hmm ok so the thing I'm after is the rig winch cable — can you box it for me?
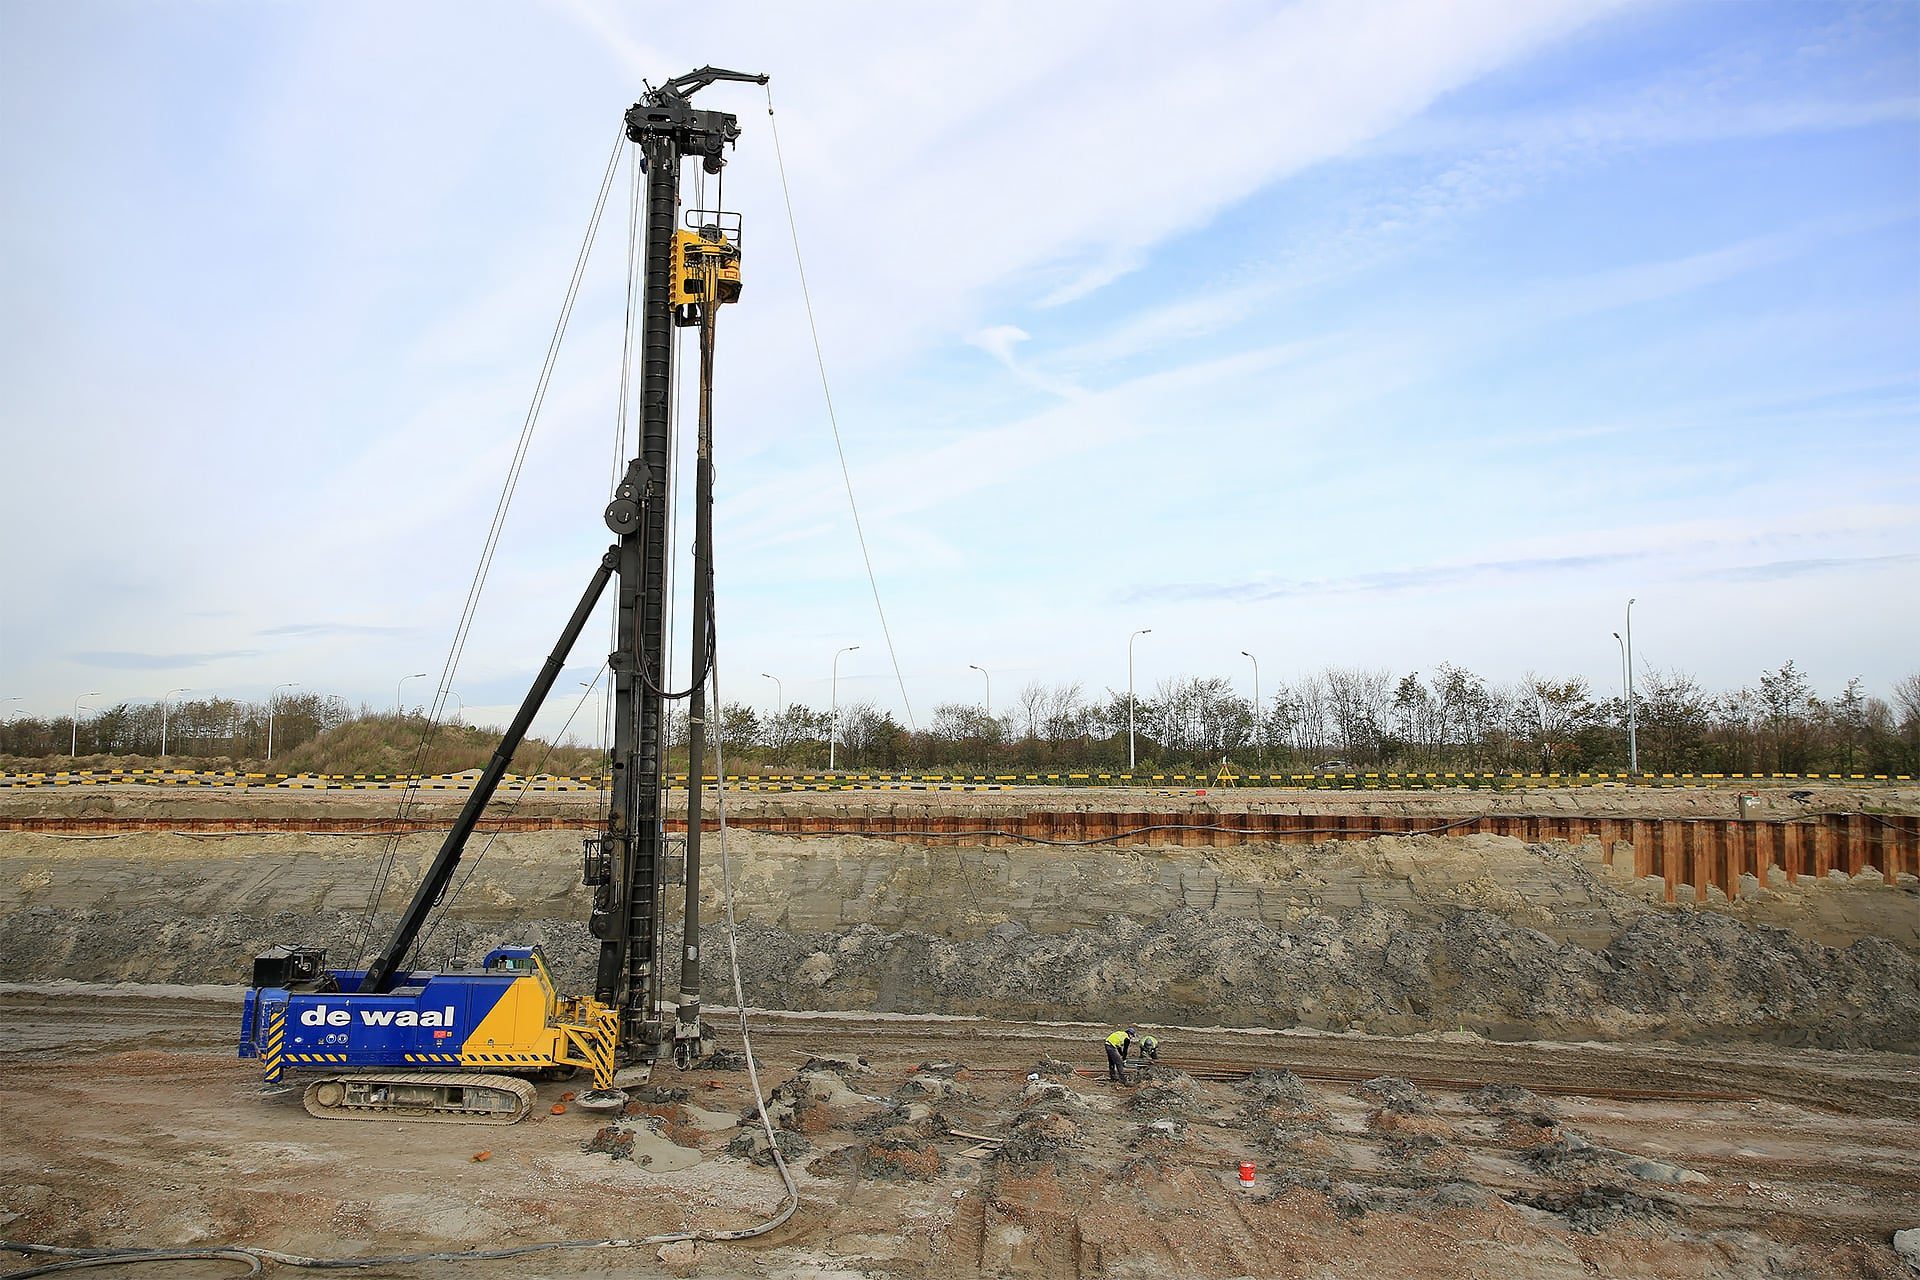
[348,126,627,968]
[408,662,611,971]
[764,85,918,731]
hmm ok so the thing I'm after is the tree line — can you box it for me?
[674,660,1920,775]
[0,691,355,763]
[6,663,1916,776]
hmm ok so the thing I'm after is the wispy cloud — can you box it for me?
[70,649,264,670]
[258,622,415,639]
[1694,553,1920,584]
[5,0,1915,724]
[1129,541,1920,605]
[1404,94,1920,157]
[1128,551,1652,604]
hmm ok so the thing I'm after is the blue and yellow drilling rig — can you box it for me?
[238,67,766,1123]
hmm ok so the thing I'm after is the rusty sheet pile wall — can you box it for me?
[6,810,1916,905]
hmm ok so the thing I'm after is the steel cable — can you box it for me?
[409,662,610,971]
[764,85,917,731]
[349,126,627,967]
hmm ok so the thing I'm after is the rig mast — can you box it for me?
[588,66,766,1065]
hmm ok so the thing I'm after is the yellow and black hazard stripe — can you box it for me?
[402,1052,462,1065]
[585,1037,615,1088]
[263,1007,286,1083]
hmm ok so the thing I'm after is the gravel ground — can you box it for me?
[1,987,1915,1279]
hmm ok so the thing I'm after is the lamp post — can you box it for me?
[1624,598,1638,774]
[1612,631,1634,775]
[160,688,190,759]
[71,692,100,759]
[445,689,464,724]
[829,645,859,771]
[1531,681,1551,771]
[1240,650,1261,763]
[761,673,783,721]
[968,664,991,720]
[266,682,300,762]
[1,696,21,723]
[1128,628,1152,770]
[578,679,608,752]
[396,671,428,717]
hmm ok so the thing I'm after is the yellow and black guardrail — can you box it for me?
[0,767,1911,791]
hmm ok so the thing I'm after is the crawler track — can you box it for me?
[301,1071,535,1123]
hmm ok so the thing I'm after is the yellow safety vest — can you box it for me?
[1105,1030,1129,1049]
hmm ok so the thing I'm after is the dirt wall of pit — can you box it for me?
[2,819,1916,1051]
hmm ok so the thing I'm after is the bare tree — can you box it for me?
[1042,681,1088,743]
[1324,667,1393,764]
[1015,681,1048,742]
[1833,677,1868,770]
[1522,673,1595,771]
[1757,660,1815,772]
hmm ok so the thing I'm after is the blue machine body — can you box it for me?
[240,947,541,1072]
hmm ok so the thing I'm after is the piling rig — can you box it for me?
[238,67,767,1120]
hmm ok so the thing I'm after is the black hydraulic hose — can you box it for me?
[635,600,716,700]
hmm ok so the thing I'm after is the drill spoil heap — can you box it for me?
[237,66,770,1122]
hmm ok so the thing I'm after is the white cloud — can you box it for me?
[966,324,1031,368]
[8,0,1915,729]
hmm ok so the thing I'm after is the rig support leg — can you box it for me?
[262,1006,286,1085]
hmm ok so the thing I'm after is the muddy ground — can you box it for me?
[1,986,1916,1278]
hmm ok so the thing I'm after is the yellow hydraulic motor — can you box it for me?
[671,223,742,324]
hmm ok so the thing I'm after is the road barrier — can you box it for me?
[0,767,1912,791]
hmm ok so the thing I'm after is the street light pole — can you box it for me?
[267,682,300,762]
[1240,650,1261,763]
[760,673,783,721]
[1,696,21,724]
[829,645,859,771]
[968,664,991,720]
[1128,628,1152,770]
[397,671,428,718]
[160,688,190,759]
[1612,631,1632,774]
[1624,598,1638,775]
[446,690,464,724]
[71,692,100,759]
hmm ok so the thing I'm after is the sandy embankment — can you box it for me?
[2,787,1915,1050]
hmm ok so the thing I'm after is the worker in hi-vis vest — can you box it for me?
[1104,1026,1137,1082]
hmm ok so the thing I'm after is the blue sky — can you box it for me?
[1,0,1915,738]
